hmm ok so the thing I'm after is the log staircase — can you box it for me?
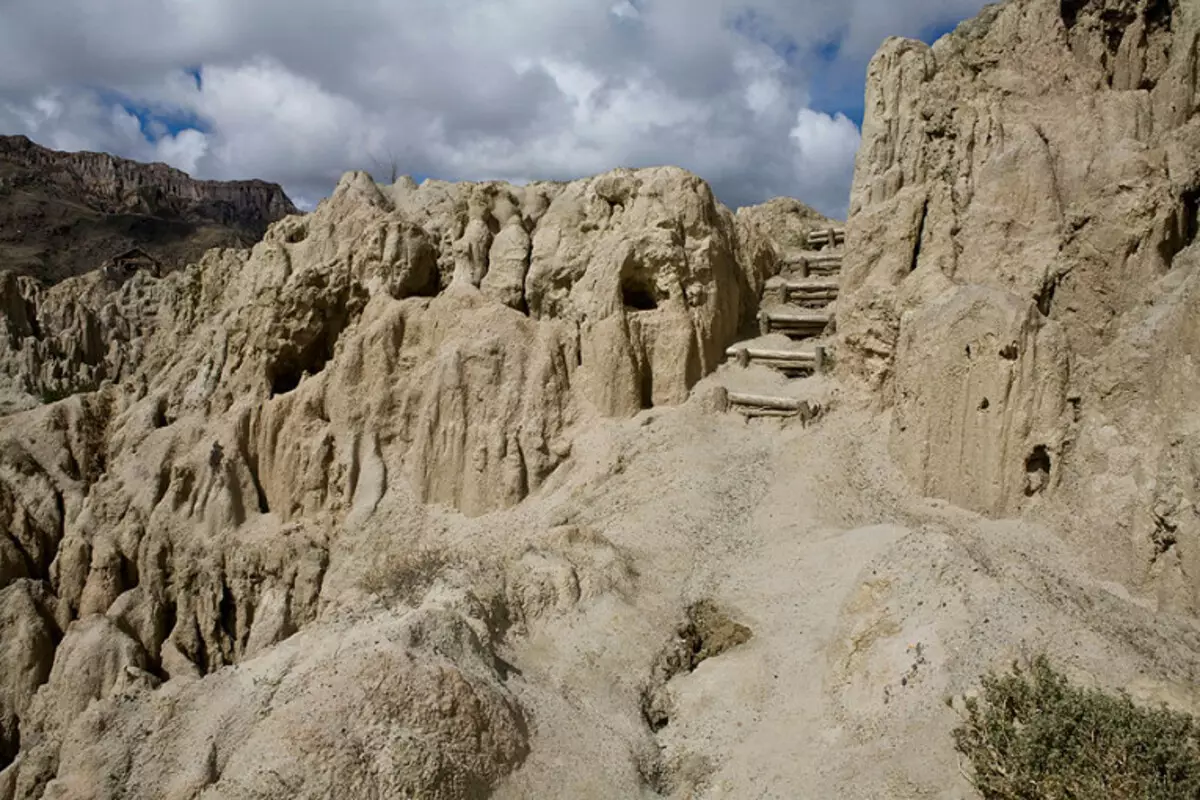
[723,226,844,419]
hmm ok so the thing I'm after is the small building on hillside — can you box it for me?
[102,248,161,280]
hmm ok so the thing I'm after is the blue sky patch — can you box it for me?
[94,89,210,142]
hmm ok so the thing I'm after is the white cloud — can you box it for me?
[0,0,991,217]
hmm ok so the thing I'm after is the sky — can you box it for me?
[0,0,990,218]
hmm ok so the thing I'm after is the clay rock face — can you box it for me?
[0,582,58,768]
[890,286,1072,515]
[7,608,527,800]
[839,0,1200,601]
[0,163,776,771]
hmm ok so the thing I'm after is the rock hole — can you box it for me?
[1024,445,1051,496]
[1060,0,1087,30]
[266,325,341,398]
[979,398,990,411]
[999,343,1019,360]
[284,224,308,244]
[965,345,973,359]
[622,278,660,312]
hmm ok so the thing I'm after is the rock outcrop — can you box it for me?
[837,0,1200,608]
[0,135,297,285]
[0,162,843,795]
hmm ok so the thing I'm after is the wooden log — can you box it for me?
[766,311,831,324]
[784,279,840,290]
[725,346,817,362]
[728,392,803,411]
[758,311,772,336]
[814,345,827,375]
[807,227,846,240]
[785,289,838,301]
[736,347,750,368]
[739,408,798,418]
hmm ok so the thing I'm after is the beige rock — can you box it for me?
[14,608,527,800]
[0,581,58,767]
[838,0,1200,605]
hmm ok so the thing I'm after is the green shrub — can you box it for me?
[952,655,1200,799]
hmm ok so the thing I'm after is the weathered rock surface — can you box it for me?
[837,0,1200,608]
[0,135,297,286]
[7,606,527,800]
[0,161,844,796]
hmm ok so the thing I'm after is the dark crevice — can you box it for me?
[151,397,168,429]
[1152,512,1178,559]
[235,430,270,515]
[1036,274,1058,317]
[1000,343,1020,361]
[1184,189,1199,249]
[1146,0,1173,32]
[218,584,238,659]
[120,550,140,592]
[193,618,210,675]
[1158,188,1199,268]
[910,198,929,273]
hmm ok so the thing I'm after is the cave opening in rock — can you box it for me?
[1025,445,1052,496]
[266,326,341,398]
[622,278,659,312]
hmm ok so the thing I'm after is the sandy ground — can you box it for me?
[322,362,1200,799]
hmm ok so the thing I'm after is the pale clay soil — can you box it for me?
[323,363,1200,799]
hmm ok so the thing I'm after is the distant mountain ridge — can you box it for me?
[0,134,298,283]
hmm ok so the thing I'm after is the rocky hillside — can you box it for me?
[0,135,297,284]
[1,0,1200,797]
[836,0,1200,613]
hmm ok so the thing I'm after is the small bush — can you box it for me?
[952,655,1200,799]
[359,545,450,606]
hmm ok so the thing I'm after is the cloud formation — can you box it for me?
[0,0,989,216]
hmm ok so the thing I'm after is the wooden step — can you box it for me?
[806,227,846,249]
[725,345,828,376]
[758,309,833,339]
[782,253,843,277]
[764,278,839,307]
[727,392,820,422]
